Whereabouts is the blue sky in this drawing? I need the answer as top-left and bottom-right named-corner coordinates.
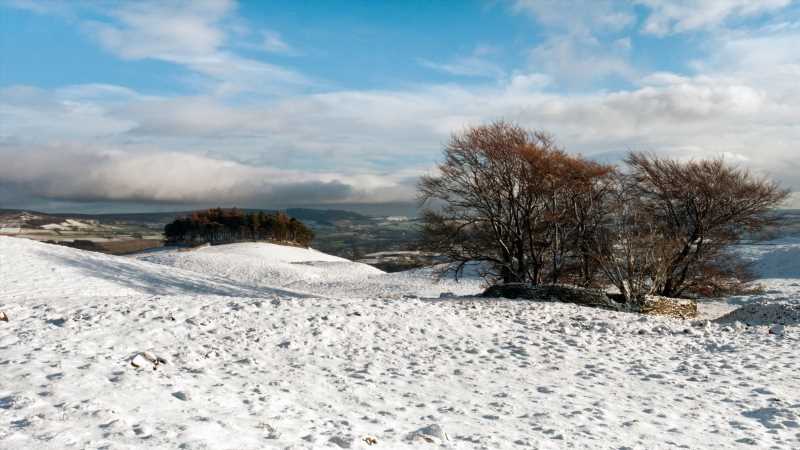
top-left (1, 0), bottom-right (799, 212)
top-left (0, 1), bottom-right (703, 93)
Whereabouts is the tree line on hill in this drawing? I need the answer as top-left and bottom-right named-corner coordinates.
top-left (164, 208), bottom-right (314, 247)
top-left (419, 121), bottom-right (789, 306)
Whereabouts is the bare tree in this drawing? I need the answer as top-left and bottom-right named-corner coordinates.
top-left (541, 154), bottom-right (615, 285)
top-left (419, 121), bottom-right (544, 283)
top-left (625, 153), bottom-right (790, 297)
top-left (593, 153), bottom-right (789, 302)
top-left (589, 172), bottom-right (670, 305)
top-left (418, 121), bottom-right (612, 285)
top-left (420, 124), bottom-right (788, 305)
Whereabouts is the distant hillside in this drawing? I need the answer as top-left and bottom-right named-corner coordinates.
top-left (0, 207), bottom-right (387, 258)
top-left (0, 207), bottom-right (372, 228)
top-left (282, 208), bottom-right (369, 226)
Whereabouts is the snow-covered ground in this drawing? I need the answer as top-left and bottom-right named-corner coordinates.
top-left (1, 236), bottom-right (799, 449)
top-left (696, 238), bottom-right (800, 322)
top-left (134, 243), bottom-right (483, 299)
top-left (41, 219), bottom-right (98, 231)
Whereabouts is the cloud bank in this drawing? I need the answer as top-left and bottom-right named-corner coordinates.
top-left (0, 146), bottom-right (420, 207)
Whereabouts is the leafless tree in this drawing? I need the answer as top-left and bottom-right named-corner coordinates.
top-left (420, 124), bottom-right (788, 304)
top-left (418, 121), bottom-right (612, 285)
top-left (625, 152), bottom-right (789, 298)
top-left (593, 153), bottom-right (789, 302)
top-left (589, 172), bottom-right (669, 304)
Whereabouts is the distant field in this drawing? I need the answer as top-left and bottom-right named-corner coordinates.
top-left (0, 210), bottom-right (165, 255)
top-left (55, 239), bottom-right (164, 255)
top-left (5, 207), bottom-right (800, 265)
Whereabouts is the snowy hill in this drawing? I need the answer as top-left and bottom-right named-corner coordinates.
top-left (0, 237), bottom-right (307, 300)
top-left (134, 242), bottom-right (483, 299)
top-left (1, 236), bottom-right (800, 449)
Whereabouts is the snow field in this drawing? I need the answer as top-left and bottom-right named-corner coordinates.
top-left (0, 236), bottom-right (799, 449)
top-left (135, 242), bottom-right (484, 299)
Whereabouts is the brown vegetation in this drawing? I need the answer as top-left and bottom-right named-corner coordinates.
top-left (419, 121), bottom-right (614, 285)
top-left (49, 239), bottom-right (163, 255)
top-left (625, 153), bottom-right (788, 298)
top-left (420, 121), bottom-right (789, 307)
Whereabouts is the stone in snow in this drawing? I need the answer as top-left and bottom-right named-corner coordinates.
top-left (407, 423), bottom-right (448, 443)
top-left (130, 351), bottom-right (167, 370)
top-left (0, 311), bottom-right (8, 322)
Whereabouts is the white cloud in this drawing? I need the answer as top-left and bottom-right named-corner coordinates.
top-left (420, 56), bottom-right (505, 79)
top-left (261, 30), bottom-right (294, 55)
top-left (0, 145), bottom-right (417, 205)
top-left (4, 69), bottom-right (798, 201)
top-left (67, 0), bottom-right (310, 95)
top-left (118, 97), bottom-right (255, 136)
top-left (511, 0), bottom-right (636, 33)
top-left (637, 0), bottom-right (794, 35)
top-left (419, 45), bottom-right (506, 79)
top-left (511, 0), bottom-right (797, 38)
top-left (528, 33), bottom-right (635, 84)
top-left (0, 85), bottom-right (138, 140)
top-left (85, 0), bottom-right (233, 60)
top-left (509, 1), bottom-right (637, 84)
top-left (172, 52), bottom-right (311, 96)
top-left (789, 192), bottom-right (800, 208)
top-left (2, 0), bottom-right (73, 15)
top-left (3, 1), bottom-right (800, 208)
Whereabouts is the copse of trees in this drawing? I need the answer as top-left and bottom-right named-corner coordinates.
top-left (419, 122), bottom-right (615, 285)
top-left (597, 153), bottom-right (788, 302)
top-left (419, 121), bottom-right (789, 306)
top-left (164, 208), bottom-right (314, 247)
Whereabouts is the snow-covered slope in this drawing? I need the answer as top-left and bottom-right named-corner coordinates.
top-left (697, 238), bottom-right (800, 323)
top-left (134, 242), bottom-right (384, 292)
top-left (741, 237), bottom-right (800, 280)
top-left (1, 236), bottom-right (800, 449)
top-left (0, 237), bottom-right (309, 300)
top-left (135, 242), bottom-right (483, 299)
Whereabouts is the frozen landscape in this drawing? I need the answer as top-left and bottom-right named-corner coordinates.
top-left (1, 236), bottom-right (799, 449)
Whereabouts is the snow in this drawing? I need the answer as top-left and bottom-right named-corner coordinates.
top-left (134, 243), bottom-right (482, 299)
top-left (697, 238), bottom-right (800, 323)
top-left (0, 237), bottom-right (299, 300)
top-left (742, 237), bottom-right (800, 279)
top-left (40, 219), bottom-right (96, 231)
top-left (716, 302), bottom-right (800, 326)
top-left (1, 236), bottom-right (800, 449)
